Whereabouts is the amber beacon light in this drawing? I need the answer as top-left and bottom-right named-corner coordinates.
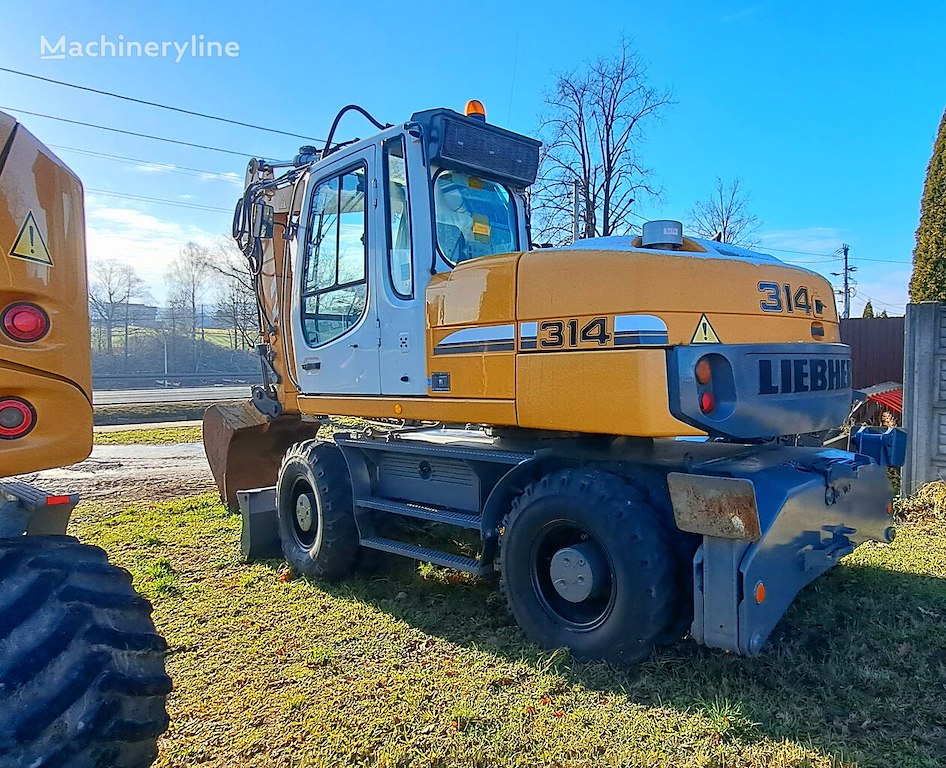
top-left (465, 99), bottom-right (487, 121)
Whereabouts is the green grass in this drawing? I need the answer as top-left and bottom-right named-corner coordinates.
top-left (67, 490), bottom-right (946, 768)
top-left (95, 426), bottom-right (203, 445)
top-left (94, 402), bottom-right (222, 426)
top-left (92, 417), bottom-right (366, 446)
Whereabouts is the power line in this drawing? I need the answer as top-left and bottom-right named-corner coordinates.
top-left (51, 144), bottom-right (241, 183)
top-left (0, 105), bottom-right (256, 157)
top-left (0, 66), bottom-right (323, 143)
top-left (760, 245), bottom-right (839, 258)
top-left (777, 257), bottom-right (841, 265)
top-left (86, 188), bottom-right (231, 213)
top-left (851, 256), bottom-right (912, 264)
top-left (852, 290), bottom-right (905, 311)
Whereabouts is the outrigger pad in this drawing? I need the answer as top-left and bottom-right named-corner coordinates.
top-left (202, 402), bottom-right (318, 512)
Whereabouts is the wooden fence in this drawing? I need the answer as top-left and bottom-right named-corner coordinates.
top-left (839, 316), bottom-right (905, 390)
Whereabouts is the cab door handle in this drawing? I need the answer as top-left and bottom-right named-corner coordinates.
top-left (301, 358), bottom-right (321, 371)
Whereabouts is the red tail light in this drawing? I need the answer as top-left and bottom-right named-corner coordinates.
top-left (0, 397), bottom-right (36, 439)
top-left (2, 303), bottom-right (49, 342)
top-left (699, 391), bottom-right (715, 414)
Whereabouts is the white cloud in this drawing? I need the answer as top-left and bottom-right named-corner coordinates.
top-left (756, 227), bottom-right (845, 257)
top-left (848, 267), bottom-right (911, 317)
top-left (130, 163), bottom-right (241, 185)
top-left (202, 171), bottom-right (242, 184)
top-left (85, 197), bottom-right (226, 302)
top-left (133, 163), bottom-right (172, 174)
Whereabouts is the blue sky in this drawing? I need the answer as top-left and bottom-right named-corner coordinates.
top-left (1, 0), bottom-right (943, 314)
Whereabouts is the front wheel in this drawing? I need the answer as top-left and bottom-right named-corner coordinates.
top-left (0, 536), bottom-right (170, 768)
top-left (498, 469), bottom-right (680, 664)
top-left (276, 440), bottom-right (360, 579)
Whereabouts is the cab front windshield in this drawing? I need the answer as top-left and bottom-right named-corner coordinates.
top-left (433, 170), bottom-right (518, 264)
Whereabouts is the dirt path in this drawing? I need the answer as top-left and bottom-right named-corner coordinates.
top-left (16, 442), bottom-right (215, 502)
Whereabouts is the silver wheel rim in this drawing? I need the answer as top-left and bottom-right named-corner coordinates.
top-left (295, 493), bottom-right (314, 533)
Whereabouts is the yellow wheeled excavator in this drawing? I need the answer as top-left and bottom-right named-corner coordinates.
top-left (0, 110), bottom-right (169, 767)
top-left (205, 101), bottom-right (905, 664)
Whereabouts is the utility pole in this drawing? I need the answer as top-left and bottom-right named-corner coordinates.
top-left (841, 243), bottom-right (850, 320)
top-left (831, 243), bottom-right (857, 319)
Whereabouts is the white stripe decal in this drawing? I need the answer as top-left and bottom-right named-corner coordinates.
top-left (519, 321), bottom-right (538, 339)
top-left (437, 324), bottom-right (516, 347)
top-left (613, 314), bottom-right (668, 334)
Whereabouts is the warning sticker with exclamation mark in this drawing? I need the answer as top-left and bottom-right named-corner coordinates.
top-left (8, 211), bottom-right (53, 266)
top-left (690, 314), bottom-right (721, 344)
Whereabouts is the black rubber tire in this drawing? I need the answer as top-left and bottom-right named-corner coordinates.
top-left (276, 440), bottom-right (360, 579)
top-left (613, 466), bottom-right (701, 645)
top-left (0, 536), bottom-right (170, 768)
top-left (498, 468), bottom-right (679, 665)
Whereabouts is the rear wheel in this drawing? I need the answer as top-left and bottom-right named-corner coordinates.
top-left (498, 469), bottom-right (679, 664)
top-left (0, 536), bottom-right (170, 768)
top-left (617, 466), bottom-right (701, 644)
top-left (276, 441), bottom-right (360, 579)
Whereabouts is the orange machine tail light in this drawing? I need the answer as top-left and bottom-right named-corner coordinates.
top-left (695, 357), bottom-right (712, 385)
top-left (0, 397), bottom-right (36, 439)
top-left (2, 303), bottom-right (50, 343)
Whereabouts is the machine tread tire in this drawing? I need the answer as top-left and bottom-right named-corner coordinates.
top-left (0, 536), bottom-right (170, 768)
top-left (498, 468), bottom-right (678, 665)
top-left (276, 440), bottom-right (360, 579)
top-left (609, 465), bottom-right (701, 645)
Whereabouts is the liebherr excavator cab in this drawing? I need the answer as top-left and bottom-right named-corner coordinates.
top-left (205, 101), bottom-right (905, 664)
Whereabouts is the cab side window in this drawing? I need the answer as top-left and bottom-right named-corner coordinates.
top-left (384, 137), bottom-right (413, 298)
top-left (301, 166), bottom-right (367, 346)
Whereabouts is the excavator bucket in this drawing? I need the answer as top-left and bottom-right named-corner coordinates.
top-left (203, 402), bottom-right (318, 511)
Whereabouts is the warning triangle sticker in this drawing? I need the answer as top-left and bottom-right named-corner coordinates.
top-left (8, 211), bottom-right (53, 266)
top-left (691, 314), bottom-right (721, 344)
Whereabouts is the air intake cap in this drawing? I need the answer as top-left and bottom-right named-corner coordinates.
top-left (642, 220), bottom-right (683, 250)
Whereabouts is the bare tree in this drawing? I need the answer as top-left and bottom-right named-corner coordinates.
top-left (200, 236), bottom-right (254, 294)
top-left (213, 277), bottom-right (257, 350)
top-left (531, 40), bottom-right (672, 244)
top-left (166, 242), bottom-right (211, 372)
top-left (199, 237), bottom-right (257, 350)
top-left (88, 260), bottom-right (145, 355)
top-left (688, 177), bottom-right (760, 247)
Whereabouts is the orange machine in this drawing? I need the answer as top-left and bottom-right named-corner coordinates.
top-left (205, 102), bottom-right (901, 666)
top-left (0, 111), bottom-right (168, 768)
top-left (0, 110), bottom-right (92, 475)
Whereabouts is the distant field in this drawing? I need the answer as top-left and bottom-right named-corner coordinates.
top-left (101, 326), bottom-right (240, 350)
top-left (95, 426), bottom-right (203, 445)
top-left (70, 486), bottom-right (946, 768)
top-left (200, 328), bottom-right (237, 349)
top-left (94, 401), bottom-right (230, 426)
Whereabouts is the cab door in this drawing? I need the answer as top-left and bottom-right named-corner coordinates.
top-left (292, 148), bottom-right (381, 395)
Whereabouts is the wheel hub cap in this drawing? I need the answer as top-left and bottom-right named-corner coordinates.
top-left (549, 542), bottom-right (605, 603)
top-left (295, 493), bottom-right (314, 532)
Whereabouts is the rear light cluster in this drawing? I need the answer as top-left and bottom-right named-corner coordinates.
top-left (2, 303), bottom-right (49, 343)
top-left (696, 356), bottom-right (715, 414)
top-left (1, 302), bottom-right (47, 439)
top-left (0, 397), bottom-right (36, 440)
